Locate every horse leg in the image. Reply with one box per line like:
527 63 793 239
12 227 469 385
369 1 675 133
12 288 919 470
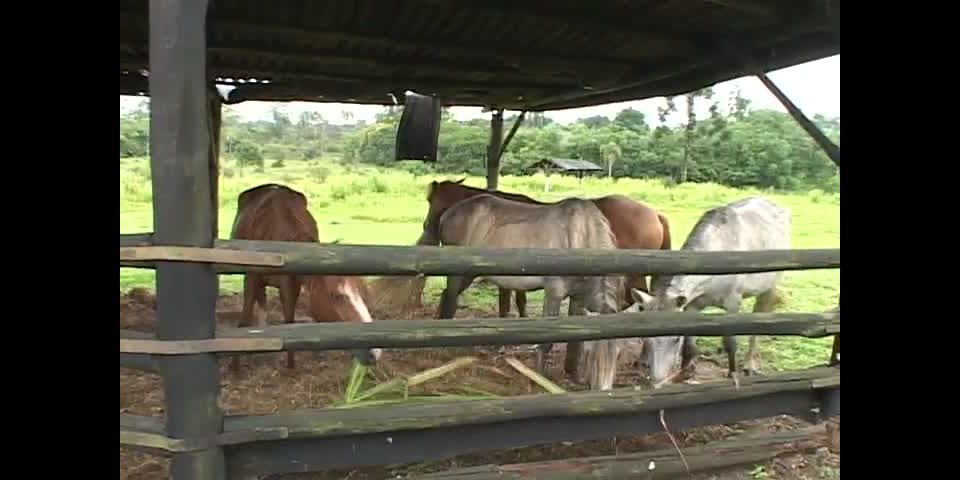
438 275 475 319
234 275 264 373
516 290 528 317
681 335 700 371
563 295 584 380
745 290 780 376
536 285 565 377
279 276 301 369
497 288 512 318
721 296 743 384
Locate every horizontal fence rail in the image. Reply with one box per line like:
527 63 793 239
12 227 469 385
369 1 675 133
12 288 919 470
222 367 838 439
411 426 828 480
121 367 838 450
119 329 157 371
121 367 839 476
120 311 839 357
120 233 840 276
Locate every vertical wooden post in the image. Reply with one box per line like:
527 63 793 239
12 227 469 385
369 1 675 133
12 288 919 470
486 109 504 191
149 0 224 479
208 87 222 238
830 296 840 366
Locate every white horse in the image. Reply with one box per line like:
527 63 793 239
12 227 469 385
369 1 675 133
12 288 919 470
630 197 791 387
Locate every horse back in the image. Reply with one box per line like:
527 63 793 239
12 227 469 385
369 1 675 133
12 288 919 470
591 194 670 251
686 197 791 251
230 184 318 243
438 194 615 250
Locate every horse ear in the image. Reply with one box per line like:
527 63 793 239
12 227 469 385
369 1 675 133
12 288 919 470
630 288 653 307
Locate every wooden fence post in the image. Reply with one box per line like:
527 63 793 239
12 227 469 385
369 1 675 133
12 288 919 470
486 109 504 191
148 0 224 478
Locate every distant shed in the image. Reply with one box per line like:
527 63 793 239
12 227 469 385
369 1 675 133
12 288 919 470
528 157 603 189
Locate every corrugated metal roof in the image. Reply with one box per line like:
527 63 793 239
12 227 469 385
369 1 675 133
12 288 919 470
119 0 840 110
530 158 604 172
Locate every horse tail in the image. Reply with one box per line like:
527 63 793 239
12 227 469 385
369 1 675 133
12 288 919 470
657 212 672 250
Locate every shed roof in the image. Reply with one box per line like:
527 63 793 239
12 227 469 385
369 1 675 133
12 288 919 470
529 158 604 172
119 0 840 111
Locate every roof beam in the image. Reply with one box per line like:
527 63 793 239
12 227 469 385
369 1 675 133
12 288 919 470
121 59 577 94
220 83 543 108
120 71 149 95
122 43 587 85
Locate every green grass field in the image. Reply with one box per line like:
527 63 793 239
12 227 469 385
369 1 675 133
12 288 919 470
120 156 840 372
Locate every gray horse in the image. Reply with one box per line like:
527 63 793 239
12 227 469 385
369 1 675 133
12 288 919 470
428 193 626 391
629 197 791 387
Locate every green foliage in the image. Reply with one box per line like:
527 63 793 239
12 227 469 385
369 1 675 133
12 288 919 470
120 89 839 193
233 140 264 167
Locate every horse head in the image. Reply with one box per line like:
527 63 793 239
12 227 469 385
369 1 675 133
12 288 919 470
627 287 687 388
420 178 479 245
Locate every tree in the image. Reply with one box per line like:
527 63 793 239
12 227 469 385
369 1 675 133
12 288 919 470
660 87 718 183
122 100 840 192
614 108 650 134
601 141 622 178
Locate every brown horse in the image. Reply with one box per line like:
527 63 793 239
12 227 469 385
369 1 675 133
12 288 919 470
230 183 380 370
417 178 672 316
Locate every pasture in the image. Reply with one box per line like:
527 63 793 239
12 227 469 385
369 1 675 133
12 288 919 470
120 156 840 479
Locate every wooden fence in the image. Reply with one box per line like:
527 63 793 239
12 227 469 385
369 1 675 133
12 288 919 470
120 235 840 478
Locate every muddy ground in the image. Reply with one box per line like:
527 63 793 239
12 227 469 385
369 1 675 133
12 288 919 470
120 288 839 479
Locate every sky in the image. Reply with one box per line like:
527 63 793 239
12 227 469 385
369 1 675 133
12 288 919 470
120 54 839 127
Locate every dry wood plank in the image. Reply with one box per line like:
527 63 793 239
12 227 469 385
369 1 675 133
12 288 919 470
120 336 283 355
222 367 839 441
120 429 209 453
412 425 826 479
120 245 285 266
120 414 290 452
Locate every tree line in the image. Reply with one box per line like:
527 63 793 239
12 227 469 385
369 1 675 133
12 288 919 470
120 87 840 192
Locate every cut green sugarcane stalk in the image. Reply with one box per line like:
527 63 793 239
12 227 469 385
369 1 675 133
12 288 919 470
352 356 478 402
343 359 370 403
504 357 567 394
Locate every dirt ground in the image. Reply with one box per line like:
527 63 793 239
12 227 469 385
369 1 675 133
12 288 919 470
120 288 839 479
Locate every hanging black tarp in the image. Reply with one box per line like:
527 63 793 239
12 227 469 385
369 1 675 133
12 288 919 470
395 92 442 162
